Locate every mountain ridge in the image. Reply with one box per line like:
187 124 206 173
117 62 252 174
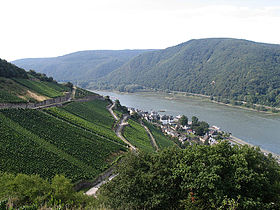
12 49 157 84
93 38 280 107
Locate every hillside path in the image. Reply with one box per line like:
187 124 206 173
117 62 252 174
141 120 159 152
85 174 118 197
108 103 137 151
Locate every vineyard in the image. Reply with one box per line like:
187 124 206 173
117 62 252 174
0 108 127 181
62 100 115 129
75 87 97 98
123 119 155 153
0 90 25 103
44 106 126 146
144 121 175 149
13 79 65 98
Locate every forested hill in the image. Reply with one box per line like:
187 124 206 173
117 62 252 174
94 38 280 107
12 49 155 84
0 58 28 78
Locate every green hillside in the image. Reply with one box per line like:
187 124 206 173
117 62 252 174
0 102 127 181
94 38 280 107
45 100 126 146
0 58 72 103
123 119 155 153
12 50 155 84
143 121 175 149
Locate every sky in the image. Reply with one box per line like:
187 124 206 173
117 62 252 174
1 0 280 61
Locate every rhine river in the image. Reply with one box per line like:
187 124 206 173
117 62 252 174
95 90 280 155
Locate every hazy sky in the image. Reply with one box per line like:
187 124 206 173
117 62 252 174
1 0 280 61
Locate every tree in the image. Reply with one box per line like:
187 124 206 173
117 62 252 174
99 142 280 209
191 116 199 126
179 115 188 126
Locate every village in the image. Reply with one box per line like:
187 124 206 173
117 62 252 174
127 107 230 147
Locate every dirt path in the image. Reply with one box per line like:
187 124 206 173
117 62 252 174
141 121 159 151
108 102 119 120
108 103 137 151
70 86 77 100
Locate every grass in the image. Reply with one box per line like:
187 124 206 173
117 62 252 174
123 119 155 153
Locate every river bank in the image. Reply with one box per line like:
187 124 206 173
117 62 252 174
229 135 280 163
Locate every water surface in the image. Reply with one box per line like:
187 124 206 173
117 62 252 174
95 90 280 155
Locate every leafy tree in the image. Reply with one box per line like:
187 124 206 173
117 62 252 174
179 115 188 126
99 142 280 209
192 116 199 126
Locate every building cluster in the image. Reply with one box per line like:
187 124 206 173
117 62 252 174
128 108 223 145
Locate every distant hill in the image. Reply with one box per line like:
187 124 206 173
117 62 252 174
12 50 155 84
94 38 280 107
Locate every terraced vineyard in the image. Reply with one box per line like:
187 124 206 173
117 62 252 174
144 121 175 149
0 90 26 103
62 100 115 129
44 106 126 146
0 113 94 181
13 79 65 98
123 119 155 153
75 87 97 98
0 107 127 181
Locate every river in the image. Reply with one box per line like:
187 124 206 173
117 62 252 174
94 90 280 155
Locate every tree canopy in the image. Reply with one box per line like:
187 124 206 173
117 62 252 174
99 142 280 209
179 115 188 126
0 58 27 78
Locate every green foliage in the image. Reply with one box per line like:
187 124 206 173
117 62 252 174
123 119 155 153
28 70 54 82
100 142 280 209
96 38 280 107
0 172 97 209
13 79 64 98
0 58 27 78
143 121 175 149
191 116 209 136
179 115 188 126
0 107 125 181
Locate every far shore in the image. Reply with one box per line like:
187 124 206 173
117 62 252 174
92 89 280 115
